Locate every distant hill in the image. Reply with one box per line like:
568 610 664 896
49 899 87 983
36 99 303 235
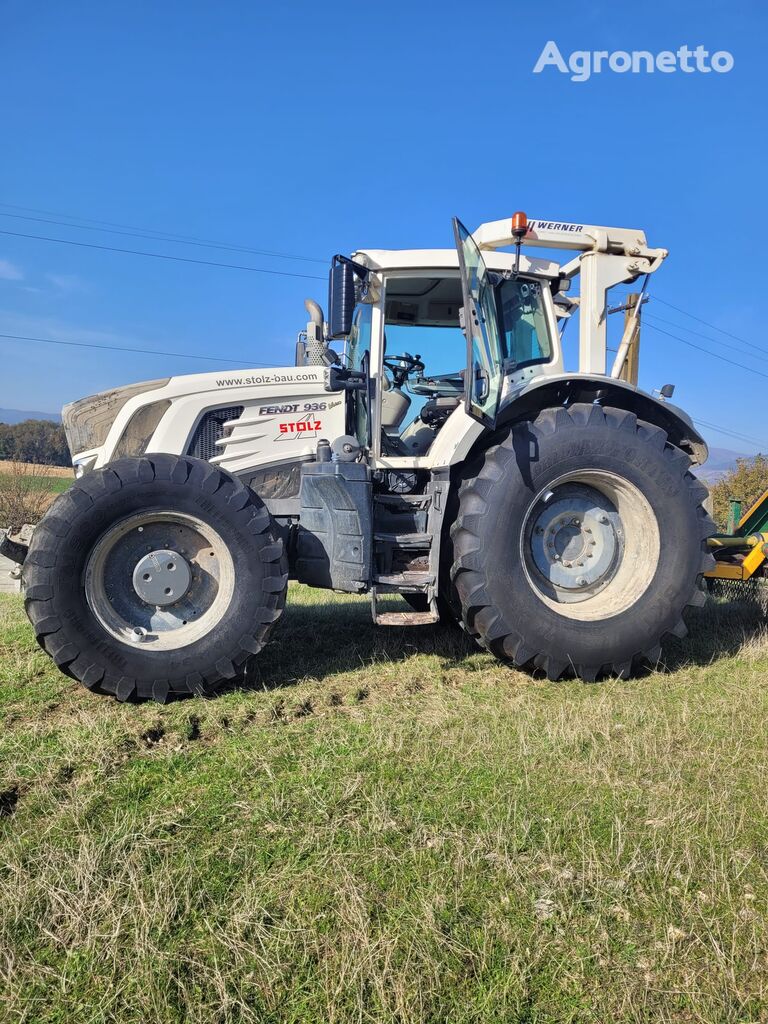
696 446 751 485
0 408 61 425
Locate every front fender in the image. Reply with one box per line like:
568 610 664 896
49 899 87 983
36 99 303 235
495 374 708 465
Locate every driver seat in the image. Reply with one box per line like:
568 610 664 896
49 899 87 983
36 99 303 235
420 395 461 426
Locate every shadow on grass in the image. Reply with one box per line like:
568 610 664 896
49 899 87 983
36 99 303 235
661 590 768 672
230 592 477 695
229 585 768 696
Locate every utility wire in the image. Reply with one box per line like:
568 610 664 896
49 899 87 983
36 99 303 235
0 207 327 264
645 312 768 364
3 206 765 448
0 199 327 264
0 229 327 281
654 296 766 357
643 322 768 382
0 331 283 366
692 416 767 450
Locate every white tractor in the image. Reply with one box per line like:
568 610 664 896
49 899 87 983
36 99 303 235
5 214 715 701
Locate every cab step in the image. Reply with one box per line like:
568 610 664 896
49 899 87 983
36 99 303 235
375 610 439 626
374 532 432 548
373 570 432 591
371 583 439 625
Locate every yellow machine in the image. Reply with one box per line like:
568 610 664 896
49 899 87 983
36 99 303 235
706 490 768 583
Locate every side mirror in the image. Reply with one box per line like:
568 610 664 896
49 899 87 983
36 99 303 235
328 256 369 339
328 258 357 339
660 383 675 399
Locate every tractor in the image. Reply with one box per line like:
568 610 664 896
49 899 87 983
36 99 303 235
2 214 716 701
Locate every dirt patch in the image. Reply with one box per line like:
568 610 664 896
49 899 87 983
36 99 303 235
141 724 165 747
0 784 21 818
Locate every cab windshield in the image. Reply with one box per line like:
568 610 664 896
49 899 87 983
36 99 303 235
495 278 552 371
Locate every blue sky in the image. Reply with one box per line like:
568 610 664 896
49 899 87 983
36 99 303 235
0 0 766 454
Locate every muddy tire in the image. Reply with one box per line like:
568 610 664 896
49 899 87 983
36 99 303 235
450 404 715 680
23 455 288 702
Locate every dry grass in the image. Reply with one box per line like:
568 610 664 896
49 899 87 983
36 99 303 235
0 461 71 528
0 462 73 479
1 586 768 1022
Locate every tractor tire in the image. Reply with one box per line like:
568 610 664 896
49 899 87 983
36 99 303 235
23 454 288 702
450 404 715 681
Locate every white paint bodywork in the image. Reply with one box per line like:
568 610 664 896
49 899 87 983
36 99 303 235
75 366 346 479
67 215 683 483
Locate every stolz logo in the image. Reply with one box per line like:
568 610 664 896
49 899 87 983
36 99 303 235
533 40 734 82
277 417 322 436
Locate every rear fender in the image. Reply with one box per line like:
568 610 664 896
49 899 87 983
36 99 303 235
490 374 708 465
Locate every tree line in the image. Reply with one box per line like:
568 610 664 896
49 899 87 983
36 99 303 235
710 453 768 531
0 420 70 466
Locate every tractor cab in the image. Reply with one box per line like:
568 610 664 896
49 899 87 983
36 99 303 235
299 220 564 469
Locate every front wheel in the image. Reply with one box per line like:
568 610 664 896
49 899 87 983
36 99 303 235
24 455 288 701
450 404 715 680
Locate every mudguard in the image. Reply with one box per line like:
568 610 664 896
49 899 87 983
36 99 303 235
494 373 708 465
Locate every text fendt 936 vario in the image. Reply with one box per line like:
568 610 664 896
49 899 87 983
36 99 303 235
5 214 716 702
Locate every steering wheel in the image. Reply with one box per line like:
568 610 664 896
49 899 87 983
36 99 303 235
383 352 425 387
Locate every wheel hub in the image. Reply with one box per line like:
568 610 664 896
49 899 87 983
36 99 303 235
132 549 192 606
529 486 622 601
84 510 235 651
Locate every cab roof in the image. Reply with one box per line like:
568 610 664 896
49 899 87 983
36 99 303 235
352 248 561 277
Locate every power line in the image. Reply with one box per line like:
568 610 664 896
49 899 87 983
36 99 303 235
0 228 326 281
692 416 767 451
0 206 327 264
654 296 766 357
0 331 283 366
643 322 768 381
645 311 768 364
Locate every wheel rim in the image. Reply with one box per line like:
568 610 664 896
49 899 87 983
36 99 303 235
84 510 235 651
521 470 660 622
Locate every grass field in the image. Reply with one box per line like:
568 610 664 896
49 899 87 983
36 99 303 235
0 461 72 494
0 461 71 531
1 585 768 1023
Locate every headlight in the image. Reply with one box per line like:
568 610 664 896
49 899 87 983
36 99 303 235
62 378 170 455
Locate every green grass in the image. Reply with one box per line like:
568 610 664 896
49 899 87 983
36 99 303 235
1 586 768 1023
0 473 71 494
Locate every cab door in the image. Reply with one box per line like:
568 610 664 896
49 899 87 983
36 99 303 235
453 217 504 426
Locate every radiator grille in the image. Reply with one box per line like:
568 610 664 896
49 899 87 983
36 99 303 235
187 406 244 461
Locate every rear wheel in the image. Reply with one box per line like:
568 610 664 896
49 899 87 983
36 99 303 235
24 455 288 701
450 404 715 680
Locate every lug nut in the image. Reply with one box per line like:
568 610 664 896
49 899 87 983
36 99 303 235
577 577 588 587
